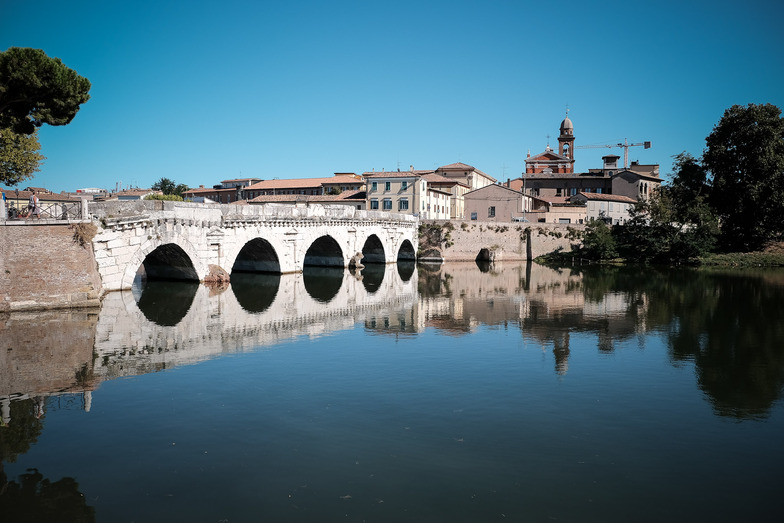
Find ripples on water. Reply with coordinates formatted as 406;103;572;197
1;263;783;522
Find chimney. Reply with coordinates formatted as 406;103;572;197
507;178;511;187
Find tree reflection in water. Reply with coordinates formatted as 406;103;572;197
578;266;784;420
0;399;95;521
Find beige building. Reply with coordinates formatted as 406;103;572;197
364;170;451;220
464;184;533;222
435;162;496;191
571;192;637;225
422;173;471;219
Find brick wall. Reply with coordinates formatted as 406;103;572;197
0;224;102;312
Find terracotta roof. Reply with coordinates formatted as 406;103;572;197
184;187;237;195
612;170;662;182
438;162;475;170
534;195;570;204
245;175;362;191
575;192;637;203
249;190;366;204
1;188;81;201
115;189;156;196
221;178;262;184
362;170;434;179
422;173;470;188
464;183;524;198
436;162;496;182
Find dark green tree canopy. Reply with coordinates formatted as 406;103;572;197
704;103;784;250
151;177;188;198
0;47;91;135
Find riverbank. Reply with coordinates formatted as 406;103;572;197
536;242;784;267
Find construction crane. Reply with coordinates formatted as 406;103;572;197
576;138;651;169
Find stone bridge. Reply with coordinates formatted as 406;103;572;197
89;200;419;292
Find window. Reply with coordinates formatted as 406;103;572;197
370;199;379;210
385;181;391;191
371;181;377;191
399;199;409;211
471;212;478;220
383;199;392;210
401;181;408;190
489;206;496;217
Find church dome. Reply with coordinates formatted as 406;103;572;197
560;116;573;131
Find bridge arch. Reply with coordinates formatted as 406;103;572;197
121;238;206;289
398;239;416;261
304;235;344;267
232;238;281;273
361;234;386;264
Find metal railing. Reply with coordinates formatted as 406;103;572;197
3;198;85;220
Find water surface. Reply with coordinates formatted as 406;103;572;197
1;263;783;522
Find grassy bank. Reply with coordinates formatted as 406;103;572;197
536;243;784;268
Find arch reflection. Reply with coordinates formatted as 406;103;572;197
230;272;281;313
303;266;344;302
135;280;198;326
360;263;385;294
397;261;415;282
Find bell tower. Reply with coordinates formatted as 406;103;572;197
558;110;575;161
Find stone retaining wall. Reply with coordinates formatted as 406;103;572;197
0;223;102;312
420;220;583;262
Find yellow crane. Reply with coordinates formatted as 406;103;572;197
576;138;651;169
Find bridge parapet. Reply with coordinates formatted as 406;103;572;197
90;200;418;226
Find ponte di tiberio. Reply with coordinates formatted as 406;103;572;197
89;200;418;292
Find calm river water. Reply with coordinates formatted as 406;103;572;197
1;262;783;522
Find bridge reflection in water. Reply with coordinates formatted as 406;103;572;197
3;262;783;426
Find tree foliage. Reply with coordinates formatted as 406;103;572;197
0;47;91;135
704;103;784;251
0;128;46;185
144;193;183;201
151;177;188;197
582;219;617;260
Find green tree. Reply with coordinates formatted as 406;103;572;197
0;47;91;135
151;177;188;197
704;103;784;251
0;128;46;185
582;219;617;260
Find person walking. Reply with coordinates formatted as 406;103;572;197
28;190;41;219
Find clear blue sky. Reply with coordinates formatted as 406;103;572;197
2;0;783;193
